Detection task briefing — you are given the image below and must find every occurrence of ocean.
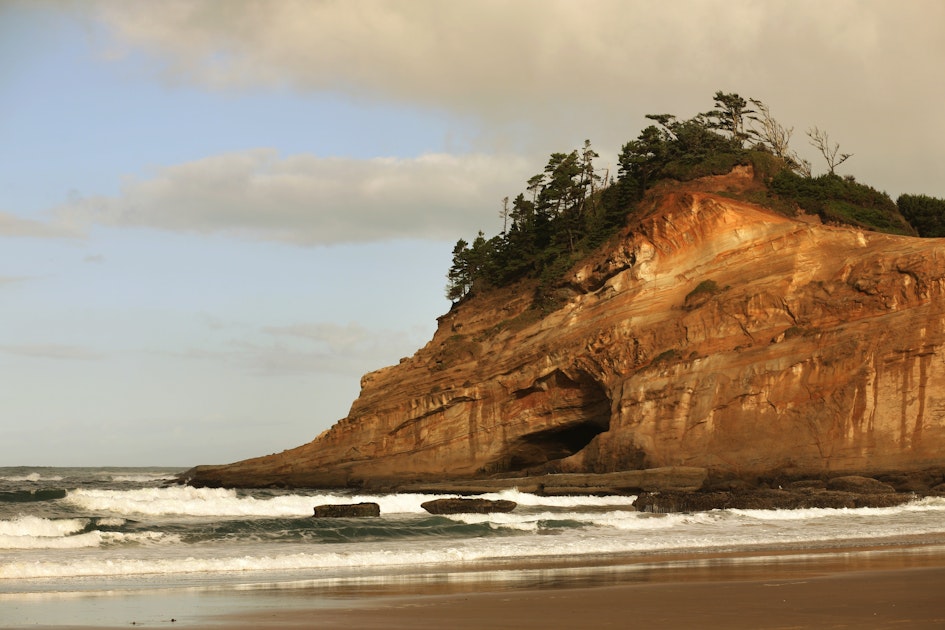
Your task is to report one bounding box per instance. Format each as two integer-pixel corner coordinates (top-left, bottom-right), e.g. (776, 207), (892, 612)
(3, 466), (945, 626)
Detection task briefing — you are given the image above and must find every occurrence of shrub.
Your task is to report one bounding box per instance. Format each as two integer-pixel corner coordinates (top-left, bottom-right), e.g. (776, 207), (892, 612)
(897, 194), (945, 237)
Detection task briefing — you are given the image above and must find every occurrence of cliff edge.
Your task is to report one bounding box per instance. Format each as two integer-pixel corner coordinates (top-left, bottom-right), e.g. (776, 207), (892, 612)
(185, 168), (945, 489)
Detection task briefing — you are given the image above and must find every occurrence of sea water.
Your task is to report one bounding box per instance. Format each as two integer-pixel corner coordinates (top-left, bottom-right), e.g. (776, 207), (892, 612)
(2, 466), (945, 600)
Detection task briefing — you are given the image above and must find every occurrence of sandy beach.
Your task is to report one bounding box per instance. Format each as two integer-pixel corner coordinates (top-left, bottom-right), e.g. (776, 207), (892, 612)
(15, 541), (945, 630)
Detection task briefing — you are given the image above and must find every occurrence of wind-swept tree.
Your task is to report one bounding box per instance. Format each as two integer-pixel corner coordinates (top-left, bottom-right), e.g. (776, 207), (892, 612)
(705, 91), (755, 147)
(808, 126), (852, 175)
(748, 98), (810, 176)
(748, 99), (792, 159)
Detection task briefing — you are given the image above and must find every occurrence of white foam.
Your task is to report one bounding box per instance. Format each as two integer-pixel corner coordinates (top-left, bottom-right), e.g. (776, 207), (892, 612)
(110, 473), (178, 483)
(444, 509), (721, 533)
(0, 516), (88, 538)
(4, 502), (945, 582)
(63, 487), (507, 517)
(0, 530), (171, 550)
(731, 497), (945, 521)
(65, 487), (309, 517)
(478, 489), (640, 508)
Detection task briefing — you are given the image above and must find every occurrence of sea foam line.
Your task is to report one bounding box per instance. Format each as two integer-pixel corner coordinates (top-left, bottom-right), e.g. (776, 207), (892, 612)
(62, 486), (642, 518)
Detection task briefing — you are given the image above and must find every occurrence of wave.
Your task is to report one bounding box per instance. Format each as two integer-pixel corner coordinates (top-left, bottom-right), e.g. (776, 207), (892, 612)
(4, 495), (945, 582)
(5, 516), (942, 582)
(61, 486), (945, 521)
(0, 516), (88, 538)
(0, 515), (167, 550)
(0, 473), (63, 483)
(61, 486), (641, 518)
(442, 509), (726, 535)
(478, 490), (640, 508)
(731, 496), (945, 521)
(0, 530), (170, 550)
(0, 488), (67, 503)
(109, 473), (180, 483)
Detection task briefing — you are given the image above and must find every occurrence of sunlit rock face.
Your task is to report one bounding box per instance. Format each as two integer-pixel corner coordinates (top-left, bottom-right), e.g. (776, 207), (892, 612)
(187, 169), (945, 488)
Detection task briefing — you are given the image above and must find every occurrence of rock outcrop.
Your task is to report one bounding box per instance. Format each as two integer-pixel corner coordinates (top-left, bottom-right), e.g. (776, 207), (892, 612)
(312, 502), (381, 518)
(420, 498), (517, 514)
(185, 168), (945, 490)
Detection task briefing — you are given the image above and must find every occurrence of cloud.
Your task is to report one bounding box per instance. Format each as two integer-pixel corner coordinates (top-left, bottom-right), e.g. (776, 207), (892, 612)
(0, 210), (78, 238)
(177, 321), (421, 378)
(0, 343), (104, 361)
(81, 2), (942, 111)
(265, 322), (375, 354)
(76, 2), (814, 103)
(55, 150), (532, 244)
(59, 0), (944, 198)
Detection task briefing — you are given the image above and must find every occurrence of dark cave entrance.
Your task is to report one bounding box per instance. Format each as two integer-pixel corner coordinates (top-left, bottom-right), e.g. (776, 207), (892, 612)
(489, 369), (611, 473)
(505, 420), (609, 470)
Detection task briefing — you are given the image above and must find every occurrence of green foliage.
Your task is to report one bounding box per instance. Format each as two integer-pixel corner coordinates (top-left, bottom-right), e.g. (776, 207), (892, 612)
(446, 138), (625, 303)
(704, 91), (755, 146)
(897, 194), (945, 237)
(659, 150), (749, 182)
(770, 171), (914, 235)
(446, 90), (932, 312)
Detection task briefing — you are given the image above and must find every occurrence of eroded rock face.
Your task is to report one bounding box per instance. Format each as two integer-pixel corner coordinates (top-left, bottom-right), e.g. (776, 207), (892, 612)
(186, 171), (945, 489)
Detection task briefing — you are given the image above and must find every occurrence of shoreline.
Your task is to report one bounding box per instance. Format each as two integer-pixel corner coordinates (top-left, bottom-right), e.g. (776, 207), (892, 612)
(12, 538), (945, 629)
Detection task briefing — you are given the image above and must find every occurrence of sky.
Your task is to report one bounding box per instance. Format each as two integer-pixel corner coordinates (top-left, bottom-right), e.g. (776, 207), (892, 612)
(2, 0), (944, 467)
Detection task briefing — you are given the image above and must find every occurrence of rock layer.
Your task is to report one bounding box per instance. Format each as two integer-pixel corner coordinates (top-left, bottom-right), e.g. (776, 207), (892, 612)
(185, 169), (945, 489)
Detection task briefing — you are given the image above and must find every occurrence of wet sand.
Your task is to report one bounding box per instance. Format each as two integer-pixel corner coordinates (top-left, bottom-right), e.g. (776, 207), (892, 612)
(16, 543), (945, 630)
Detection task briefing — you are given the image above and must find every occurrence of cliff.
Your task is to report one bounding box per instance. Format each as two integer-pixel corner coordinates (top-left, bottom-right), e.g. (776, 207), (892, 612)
(185, 168), (945, 489)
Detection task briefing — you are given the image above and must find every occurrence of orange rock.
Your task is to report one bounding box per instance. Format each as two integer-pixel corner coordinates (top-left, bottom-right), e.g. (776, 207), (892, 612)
(186, 173), (945, 489)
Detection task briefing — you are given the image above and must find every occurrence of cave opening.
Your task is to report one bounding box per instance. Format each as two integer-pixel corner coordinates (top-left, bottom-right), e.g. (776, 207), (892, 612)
(506, 420), (609, 470)
(490, 369), (612, 473)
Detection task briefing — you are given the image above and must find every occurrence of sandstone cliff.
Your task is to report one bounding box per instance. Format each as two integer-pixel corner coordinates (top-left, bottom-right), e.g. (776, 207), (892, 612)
(186, 168), (945, 489)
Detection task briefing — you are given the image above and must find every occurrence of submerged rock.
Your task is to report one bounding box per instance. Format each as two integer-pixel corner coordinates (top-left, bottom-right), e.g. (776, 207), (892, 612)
(420, 498), (517, 515)
(632, 489), (912, 513)
(312, 502), (380, 518)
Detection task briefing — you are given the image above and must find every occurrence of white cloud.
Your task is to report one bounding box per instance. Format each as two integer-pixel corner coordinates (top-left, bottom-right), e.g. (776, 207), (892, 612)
(55, 150), (532, 244)
(0, 210), (78, 238)
(59, 0), (944, 198)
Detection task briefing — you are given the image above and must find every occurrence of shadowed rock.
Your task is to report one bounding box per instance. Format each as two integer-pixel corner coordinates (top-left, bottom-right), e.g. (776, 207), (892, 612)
(827, 475), (897, 494)
(312, 502), (380, 518)
(421, 498), (517, 515)
(633, 489), (911, 513)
